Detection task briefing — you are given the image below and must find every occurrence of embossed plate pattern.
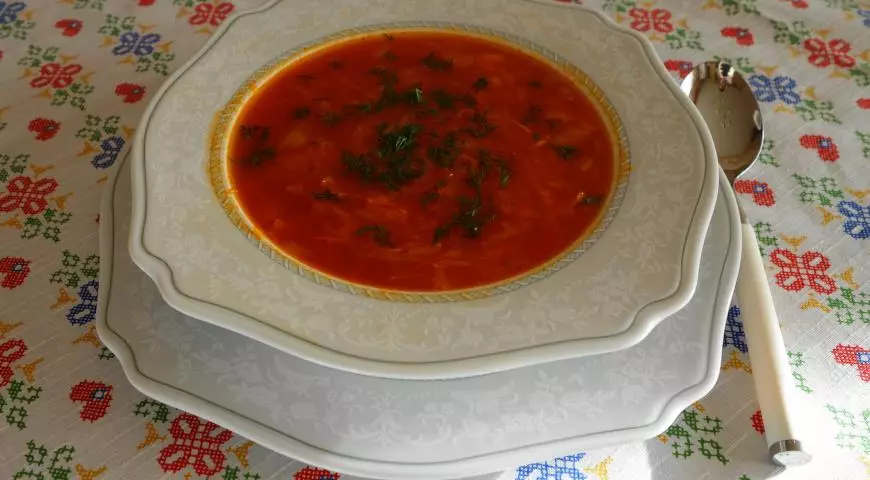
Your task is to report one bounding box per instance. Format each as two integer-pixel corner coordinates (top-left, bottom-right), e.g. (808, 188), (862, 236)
(129, 0), (719, 378)
(106, 151), (739, 479)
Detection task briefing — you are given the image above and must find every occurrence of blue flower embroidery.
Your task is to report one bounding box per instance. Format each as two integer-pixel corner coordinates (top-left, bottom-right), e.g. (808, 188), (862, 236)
(112, 32), (161, 57)
(723, 305), (747, 353)
(837, 201), (870, 240)
(92, 136), (125, 169)
(858, 10), (870, 28)
(516, 453), (587, 480)
(748, 75), (801, 105)
(0, 1), (25, 24)
(67, 280), (98, 326)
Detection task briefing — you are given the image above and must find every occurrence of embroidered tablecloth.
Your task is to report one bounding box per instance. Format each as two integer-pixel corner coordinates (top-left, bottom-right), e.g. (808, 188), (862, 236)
(0, 0), (868, 479)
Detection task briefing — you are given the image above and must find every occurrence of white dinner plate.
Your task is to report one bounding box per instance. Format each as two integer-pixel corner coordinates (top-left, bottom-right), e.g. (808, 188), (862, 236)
(129, 0), (719, 379)
(102, 150), (739, 479)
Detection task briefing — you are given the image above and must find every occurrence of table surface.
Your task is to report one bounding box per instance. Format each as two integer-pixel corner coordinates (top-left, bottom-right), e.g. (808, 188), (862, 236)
(0, 1), (868, 479)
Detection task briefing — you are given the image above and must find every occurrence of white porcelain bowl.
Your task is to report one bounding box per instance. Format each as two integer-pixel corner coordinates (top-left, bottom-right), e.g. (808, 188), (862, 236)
(129, 0), (719, 379)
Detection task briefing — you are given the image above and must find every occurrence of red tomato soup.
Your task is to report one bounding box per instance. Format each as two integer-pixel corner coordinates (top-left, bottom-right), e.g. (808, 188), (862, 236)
(227, 30), (616, 293)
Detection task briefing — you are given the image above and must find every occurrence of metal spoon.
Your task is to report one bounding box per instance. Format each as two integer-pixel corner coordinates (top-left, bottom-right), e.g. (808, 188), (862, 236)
(681, 61), (812, 468)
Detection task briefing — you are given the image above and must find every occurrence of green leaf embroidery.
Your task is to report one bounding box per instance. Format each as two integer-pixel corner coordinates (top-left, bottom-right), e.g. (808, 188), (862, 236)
(857, 131), (870, 158)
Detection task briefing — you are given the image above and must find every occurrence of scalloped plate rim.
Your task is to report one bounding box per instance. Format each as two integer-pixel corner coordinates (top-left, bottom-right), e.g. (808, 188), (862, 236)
(127, 0), (720, 379)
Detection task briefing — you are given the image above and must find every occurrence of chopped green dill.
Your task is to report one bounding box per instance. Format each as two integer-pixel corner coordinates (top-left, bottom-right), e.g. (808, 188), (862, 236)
(463, 111), (496, 138)
(356, 224), (394, 247)
(297, 74), (315, 81)
(421, 51), (453, 71)
(238, 146), (276, 167)
(579, 195), (603, 206)
(293, 107), (310, 119)
(328, 60), (344, 70)
(427, 131), (460, 168)
(495, 158), (511, 187)
(407, 87), (425, 105)
(313, 189), (340, 201)
(420, 189), (440, 207)
(472, 77), (489, 92)
(528, 80), (542, 89)
(383, 33), (394, 41)
(552, 144), (578, 160)
(384, 51), (398, 62)
(239, 125), (270, 141)
(322, 112), (342, 126)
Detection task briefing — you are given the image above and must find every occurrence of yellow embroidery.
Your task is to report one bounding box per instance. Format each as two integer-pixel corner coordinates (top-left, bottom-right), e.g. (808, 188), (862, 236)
(722, 350), (752, 373)
(779, 234), (807, 249)
(834, 268), (860, 290)
(137, 422), (167, 450)
(583, 456), (613, 480)
(801, 294), (831, 313)
(16, 357), (43, 383)
(73, 325), (101, 348)
(75, 464), (107, 480)
(50, 288), (76, 310)
(0, 321), (23, 338)
(227, 441), (255, 468)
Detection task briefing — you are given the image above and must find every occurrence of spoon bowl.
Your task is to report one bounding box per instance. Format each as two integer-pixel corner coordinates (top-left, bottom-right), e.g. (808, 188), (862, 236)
(681, 61), (763, 184)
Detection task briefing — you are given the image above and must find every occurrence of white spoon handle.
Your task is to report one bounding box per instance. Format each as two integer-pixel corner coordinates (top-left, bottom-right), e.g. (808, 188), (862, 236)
(736, 222), (811, 467)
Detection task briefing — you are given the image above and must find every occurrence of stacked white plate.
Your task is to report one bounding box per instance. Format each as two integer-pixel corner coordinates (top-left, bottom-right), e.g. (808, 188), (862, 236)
(96, 1), (741, 479)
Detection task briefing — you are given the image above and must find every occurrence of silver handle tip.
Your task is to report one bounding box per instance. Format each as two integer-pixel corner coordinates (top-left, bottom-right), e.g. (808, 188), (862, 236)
(770, 440), (812, 467)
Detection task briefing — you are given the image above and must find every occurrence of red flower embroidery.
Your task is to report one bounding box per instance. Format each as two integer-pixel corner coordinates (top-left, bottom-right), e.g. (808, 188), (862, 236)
(0, 338), (27, 388)
(832, 344), (870, 382)
(70, 380), (114, 422)
(799, 134), (839, 162)
(782, 0), (808, 7)
(294, 467), (341, 480)
(664, 59), (693, 79)
(158, 413), (234, 476)
(189, 2), (235, 27)
(628, 8), (674, 33)
(138, 0), (155, 5)
(0, 176), (59, 215)
(751, 409), (764, 434)
(858, 98), (870, 110)
(721, 27), (754, 46)
(0, 257), (31, 289)
(28, 118), (61, 141)
(55, 19), (83, 37)
(734, 180), (775, 206)
(30, 63), (82, 89)
(115, 82), (146, 103)
(804, 38), (856, 69)
(770, 249), (836, 294)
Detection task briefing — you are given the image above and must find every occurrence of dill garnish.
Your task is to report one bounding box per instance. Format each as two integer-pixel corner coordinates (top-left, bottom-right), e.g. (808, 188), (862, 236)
(495, 158), (511, 187)
(427, 131), (459, 168)
(384, 51), (398, 61)
(383, 33), (394, 41)
(238, 147), (275, 167)
(328, 60), (343, 70)
(313, 189), (340, 201)
(421, 51), (453, 71)
(293, 107), (310, 119)
(322, 112), (342, 126)
(356, 224), (394, 247)
(463, 111), (496, 138)
(552, 144), (578, 160)
(472, 77), (489, 92)
(579, 195), (603, 206)
(528, 80), (542, 89)
(239, 125), (270, 141)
